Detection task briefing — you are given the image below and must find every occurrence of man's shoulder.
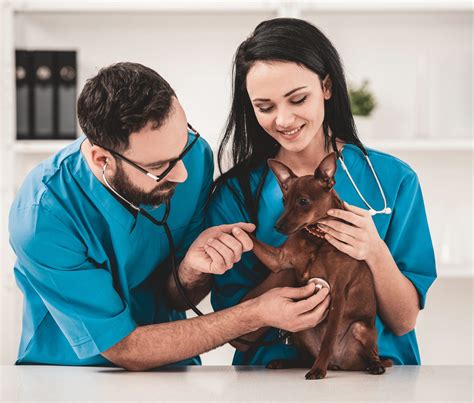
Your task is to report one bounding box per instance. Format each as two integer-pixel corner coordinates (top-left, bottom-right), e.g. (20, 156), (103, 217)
(11, 138), (84, 217)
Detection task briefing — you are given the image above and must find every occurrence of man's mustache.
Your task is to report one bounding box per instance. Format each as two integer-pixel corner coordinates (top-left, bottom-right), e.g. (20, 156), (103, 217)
(153, 182), (176, 194)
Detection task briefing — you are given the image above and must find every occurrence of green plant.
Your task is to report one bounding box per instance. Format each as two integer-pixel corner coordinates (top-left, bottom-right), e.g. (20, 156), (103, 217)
(349, 80), (377, 117)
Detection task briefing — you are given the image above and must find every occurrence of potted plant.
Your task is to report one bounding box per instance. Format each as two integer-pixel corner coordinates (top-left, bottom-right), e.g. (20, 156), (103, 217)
(349, 80), (377, 138)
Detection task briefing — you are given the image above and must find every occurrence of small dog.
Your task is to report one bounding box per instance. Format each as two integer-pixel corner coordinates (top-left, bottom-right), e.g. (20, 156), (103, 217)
(251, 153), (392, 379)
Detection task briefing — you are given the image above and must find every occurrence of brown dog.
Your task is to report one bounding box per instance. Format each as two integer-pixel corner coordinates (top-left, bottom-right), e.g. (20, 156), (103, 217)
(250, 152), (392, 379)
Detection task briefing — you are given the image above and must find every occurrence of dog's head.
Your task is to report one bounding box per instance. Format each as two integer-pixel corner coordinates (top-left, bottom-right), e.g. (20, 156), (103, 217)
(269, 152), (338, 235)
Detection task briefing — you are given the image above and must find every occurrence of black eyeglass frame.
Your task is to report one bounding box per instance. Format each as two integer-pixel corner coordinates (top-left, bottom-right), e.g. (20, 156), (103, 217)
(96, 123), (200, 183)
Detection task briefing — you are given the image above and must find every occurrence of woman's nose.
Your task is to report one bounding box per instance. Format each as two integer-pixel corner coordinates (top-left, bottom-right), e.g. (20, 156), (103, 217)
(166, 160), (188, 184)
(275, 108), (296, 129)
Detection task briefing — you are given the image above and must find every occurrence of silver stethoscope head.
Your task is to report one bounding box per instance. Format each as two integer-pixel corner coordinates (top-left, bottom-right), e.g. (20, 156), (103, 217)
(307, 277), (331, 292)
(338, 152), (392, 216)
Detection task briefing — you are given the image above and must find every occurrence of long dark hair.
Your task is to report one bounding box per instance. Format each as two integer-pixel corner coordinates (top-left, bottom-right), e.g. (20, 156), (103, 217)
(213, 18), (365, 223)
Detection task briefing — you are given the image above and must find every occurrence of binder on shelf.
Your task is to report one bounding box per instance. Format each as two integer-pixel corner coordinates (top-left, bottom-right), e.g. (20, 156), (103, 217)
(56, 51), (77, 139)
(33, 51), (55, 139)
(15, 50), (33, 140)
(15, 49), (78, 140)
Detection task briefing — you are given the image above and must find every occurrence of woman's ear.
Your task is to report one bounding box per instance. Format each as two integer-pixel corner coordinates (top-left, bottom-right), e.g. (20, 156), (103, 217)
(322, 74), (332, 100)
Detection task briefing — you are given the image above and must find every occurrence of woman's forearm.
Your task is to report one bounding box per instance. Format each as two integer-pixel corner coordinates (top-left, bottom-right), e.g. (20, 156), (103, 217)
(367, 241), (420, 336)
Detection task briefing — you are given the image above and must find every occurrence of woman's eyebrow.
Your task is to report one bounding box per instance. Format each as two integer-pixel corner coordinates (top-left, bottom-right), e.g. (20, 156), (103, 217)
(252, 86), (308, 102)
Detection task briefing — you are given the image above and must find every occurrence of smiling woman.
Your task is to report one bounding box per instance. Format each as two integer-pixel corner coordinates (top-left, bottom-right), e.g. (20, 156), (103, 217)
(207, 17), (436, 369)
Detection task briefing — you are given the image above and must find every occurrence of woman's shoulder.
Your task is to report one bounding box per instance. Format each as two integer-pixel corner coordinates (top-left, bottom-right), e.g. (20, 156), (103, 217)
(344, 143), (418, 183)
(212, 163), (267, 199)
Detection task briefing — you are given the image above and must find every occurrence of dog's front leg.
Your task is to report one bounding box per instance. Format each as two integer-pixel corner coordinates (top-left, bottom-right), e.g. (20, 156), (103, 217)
(305, 285), (346, 380)
(250, 235), (290, 273)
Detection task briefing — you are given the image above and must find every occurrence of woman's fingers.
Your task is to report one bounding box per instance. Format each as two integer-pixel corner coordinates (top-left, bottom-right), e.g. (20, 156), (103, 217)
(343, 201), (371, 217)
(326, 208), (365, 227)
(317, 221), (360, 242)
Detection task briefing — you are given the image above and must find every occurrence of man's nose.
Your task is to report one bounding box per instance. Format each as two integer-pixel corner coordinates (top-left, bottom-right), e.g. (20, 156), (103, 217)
(166, 160), (188, 184)
(275, 108), (296, 129)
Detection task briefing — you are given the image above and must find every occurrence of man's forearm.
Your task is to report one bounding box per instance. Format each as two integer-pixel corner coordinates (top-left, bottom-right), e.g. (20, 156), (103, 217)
(166, 261), (212, 310)
(103, 299), (262, 371)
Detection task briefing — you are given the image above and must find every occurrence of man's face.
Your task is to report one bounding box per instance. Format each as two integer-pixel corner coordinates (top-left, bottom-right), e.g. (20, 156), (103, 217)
(108, 97), (189, 207)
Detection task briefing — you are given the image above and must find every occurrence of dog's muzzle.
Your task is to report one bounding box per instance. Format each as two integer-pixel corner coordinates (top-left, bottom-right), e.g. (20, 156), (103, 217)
(307, 277), (331, 293)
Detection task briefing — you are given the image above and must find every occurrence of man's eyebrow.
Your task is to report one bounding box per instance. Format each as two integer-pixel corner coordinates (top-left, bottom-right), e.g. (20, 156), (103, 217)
(252, 86), (308, 102)
(142, 133), (189, 168)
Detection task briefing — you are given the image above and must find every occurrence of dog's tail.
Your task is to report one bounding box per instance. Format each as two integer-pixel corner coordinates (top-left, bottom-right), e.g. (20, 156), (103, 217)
(381, 359), (393, 368)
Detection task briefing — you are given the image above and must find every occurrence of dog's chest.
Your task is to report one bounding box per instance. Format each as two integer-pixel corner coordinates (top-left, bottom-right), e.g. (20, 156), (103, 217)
(293, 240), (353, 285)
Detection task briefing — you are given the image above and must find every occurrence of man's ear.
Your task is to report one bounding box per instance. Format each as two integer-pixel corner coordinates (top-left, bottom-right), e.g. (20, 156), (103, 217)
(314, 152), (337, 189)
(268, 159), (297, 192)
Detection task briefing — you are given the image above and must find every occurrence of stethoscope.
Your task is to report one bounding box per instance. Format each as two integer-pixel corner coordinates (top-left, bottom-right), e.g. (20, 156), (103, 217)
(102, 161), (274, 347)
(253, 144), (392, 218)
(337, 149), (392, 216)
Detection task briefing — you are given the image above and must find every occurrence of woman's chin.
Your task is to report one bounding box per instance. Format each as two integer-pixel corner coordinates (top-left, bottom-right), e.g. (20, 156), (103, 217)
(279, 138), (311, 153)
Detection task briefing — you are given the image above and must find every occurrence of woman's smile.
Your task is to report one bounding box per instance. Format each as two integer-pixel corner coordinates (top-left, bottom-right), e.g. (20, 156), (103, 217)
(277, 123), (306, 141)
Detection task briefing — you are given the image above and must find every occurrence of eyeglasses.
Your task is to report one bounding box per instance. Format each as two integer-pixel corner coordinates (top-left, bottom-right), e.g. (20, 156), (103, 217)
(96, 123), (200, 183)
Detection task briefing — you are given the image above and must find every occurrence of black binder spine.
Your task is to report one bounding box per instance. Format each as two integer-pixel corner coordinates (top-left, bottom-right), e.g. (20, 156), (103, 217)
(56, 51), (77, 139)
(32, 51), (55, 139)
(15, 50), (33, 139)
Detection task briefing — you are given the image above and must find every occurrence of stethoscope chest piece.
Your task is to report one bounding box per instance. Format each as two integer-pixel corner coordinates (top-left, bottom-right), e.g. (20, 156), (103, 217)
(307, 277), (331, 293)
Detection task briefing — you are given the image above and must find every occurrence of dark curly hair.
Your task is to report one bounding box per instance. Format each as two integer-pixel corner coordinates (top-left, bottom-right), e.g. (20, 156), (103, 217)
(77, 62), (176, 152)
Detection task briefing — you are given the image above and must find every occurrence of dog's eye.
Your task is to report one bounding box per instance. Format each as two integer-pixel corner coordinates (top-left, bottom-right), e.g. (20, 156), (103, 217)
(298, 197), (310, 206)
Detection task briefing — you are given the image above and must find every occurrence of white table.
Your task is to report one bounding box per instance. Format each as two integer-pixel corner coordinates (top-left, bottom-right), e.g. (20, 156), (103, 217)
(1, 365), (472, 402)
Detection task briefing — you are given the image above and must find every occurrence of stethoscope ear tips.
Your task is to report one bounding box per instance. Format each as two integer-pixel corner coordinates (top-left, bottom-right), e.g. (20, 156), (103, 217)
(384, 207), (392, 214)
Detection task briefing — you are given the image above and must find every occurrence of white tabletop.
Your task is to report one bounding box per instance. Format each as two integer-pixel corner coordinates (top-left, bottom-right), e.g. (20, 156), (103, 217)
(1, 365), (472, 402)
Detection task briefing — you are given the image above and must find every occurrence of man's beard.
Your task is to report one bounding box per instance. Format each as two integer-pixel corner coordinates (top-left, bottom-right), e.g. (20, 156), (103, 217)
(108, 163), (176, 207)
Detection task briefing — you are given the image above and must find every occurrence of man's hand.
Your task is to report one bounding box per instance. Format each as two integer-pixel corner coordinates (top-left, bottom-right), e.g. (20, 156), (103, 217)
(254, 283), (330, 333)
(181, 222), (255, 275)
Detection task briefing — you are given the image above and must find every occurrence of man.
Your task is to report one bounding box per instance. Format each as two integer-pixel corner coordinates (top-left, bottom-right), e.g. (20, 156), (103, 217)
(9, 62), (330, 370)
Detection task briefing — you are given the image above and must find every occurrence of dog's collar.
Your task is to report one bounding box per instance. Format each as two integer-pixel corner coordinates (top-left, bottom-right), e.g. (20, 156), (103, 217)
(304, 224), (325, 239)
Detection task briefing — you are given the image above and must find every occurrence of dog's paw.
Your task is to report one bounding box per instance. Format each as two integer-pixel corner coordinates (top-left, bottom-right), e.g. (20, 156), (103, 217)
(367, 363), (386, 375)
(266, 359), (290, 369)
(305, 368), (326, 380)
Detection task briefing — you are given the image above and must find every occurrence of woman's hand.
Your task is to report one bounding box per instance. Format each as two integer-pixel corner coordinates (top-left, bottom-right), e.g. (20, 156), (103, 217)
(316, 202), (385, 263)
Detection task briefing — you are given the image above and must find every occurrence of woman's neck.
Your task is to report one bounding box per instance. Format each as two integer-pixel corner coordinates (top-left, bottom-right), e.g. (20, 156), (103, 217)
(275, 130), (343, 177)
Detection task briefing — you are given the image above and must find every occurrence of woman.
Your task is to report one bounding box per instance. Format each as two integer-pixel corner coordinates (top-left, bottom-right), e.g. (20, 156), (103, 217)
(207, 18), (436, 367)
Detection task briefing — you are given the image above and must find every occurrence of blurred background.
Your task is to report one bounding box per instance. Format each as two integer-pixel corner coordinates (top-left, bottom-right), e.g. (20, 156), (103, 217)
(0, 0), (472, 366)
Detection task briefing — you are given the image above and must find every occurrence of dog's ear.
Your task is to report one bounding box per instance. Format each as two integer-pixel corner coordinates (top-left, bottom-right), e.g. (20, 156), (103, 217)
(268, 159), (297, 192)
(314, 152), (337, 189)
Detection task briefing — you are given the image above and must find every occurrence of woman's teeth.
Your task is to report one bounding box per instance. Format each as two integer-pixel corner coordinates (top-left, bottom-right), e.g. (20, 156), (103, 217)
(280, 124), (304, 136)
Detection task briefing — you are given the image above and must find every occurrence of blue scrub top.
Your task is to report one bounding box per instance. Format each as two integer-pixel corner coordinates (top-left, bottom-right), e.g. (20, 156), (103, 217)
(208, 144), (437, 366)
(10, 133), (213, 366)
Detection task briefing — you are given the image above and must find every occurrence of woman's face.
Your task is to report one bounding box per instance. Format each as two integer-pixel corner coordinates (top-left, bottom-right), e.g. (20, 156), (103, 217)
(246, 61), (332, 153)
